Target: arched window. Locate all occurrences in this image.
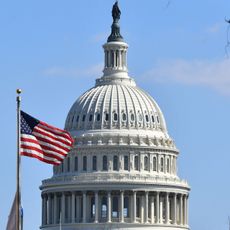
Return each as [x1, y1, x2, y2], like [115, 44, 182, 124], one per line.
[83, 156, 87, 171]
[145, 115, 149, 122]
[112, 197, 118, 218]
[130, 114, 135, 121]
[103, 155, 108, 171]
[76, 115, 79, 122]
[157, 116, 160, 123]
[114, 113, 118, 121]
[101, 196, 107, 218]
[105, 113, 109, 121]
[134, 156, 139, 171]
[124, 156, 129, 170]
[89, 114, 93, 121]
[144, 156, 149, 171]
[167, 158, 170, 173]
[74, 156, 78, 171]
[151, 115, 155, 123]
[153, 156, 157, 171]
[97, 114, 101, 121]
[113, 156, 118, 171]
[82, 115, 86, 122]
[160, 157, 164, 172]
[92, 156, 97, 171]
[67, 157, 70, 172]
[122, 113, 127, 121]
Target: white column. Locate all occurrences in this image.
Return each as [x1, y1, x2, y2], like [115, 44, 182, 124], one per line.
[140, 195, 144, 223]
[53, 194, 57, 224]
[61, 193, 65, 223]
[156, 192, 160, 224]
[95, 191, 99, 223]
[159, 197, 163, 223]
[180, 194, 183, 225]
[133, 191, 136, 223]
[83, 192, 87, 223]
[145, 192, 149, 223]
[186, 195, 189, 225]
[166, 192, 169, 224]
[107, 192, 111, 223]
[119, 50, 122, 68]
[120, 191, 124, 222]
[42, 195, 46, 225]
[71, 192, 75, 223]
[44, 195, 48, 225]
[173, 193, 177, 225]
[150, 196, 155, 224]
[47, 194, 51, 224]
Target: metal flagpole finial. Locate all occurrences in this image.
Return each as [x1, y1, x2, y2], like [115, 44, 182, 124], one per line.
[16, 89, 22, 94]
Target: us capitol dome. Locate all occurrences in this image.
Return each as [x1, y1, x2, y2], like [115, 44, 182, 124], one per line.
[40, 2, 190, 230]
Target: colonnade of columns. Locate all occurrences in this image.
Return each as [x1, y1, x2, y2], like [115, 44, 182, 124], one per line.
[41, 190, 188, 227]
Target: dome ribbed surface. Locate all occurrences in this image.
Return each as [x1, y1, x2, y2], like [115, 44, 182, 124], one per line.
[65, 84, 167, 133]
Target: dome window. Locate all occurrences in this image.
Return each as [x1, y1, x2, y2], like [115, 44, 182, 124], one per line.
[83, 156, 87, 171]
[105, 113, 109, 121]
[134, 156, 139, 170]
[103, 155, 108, 171]
[151, 115, 155, 123]
[74, 156, 78, 171]
[130, 114, 135, 121]
[97, 114, 101, 121]
[157, 116, 160, 123]
[153, 156, 157, 171]
[113, 156, 118, 171]
[114, 113, 118, 121]
[122, 113, 127, 121]
[92, 156, 97, 171]
[76, 115, 79, 122]
[124, 156, 129, 170]
[145, 115, 149, 122]
[89, 114, 93, 121]
[82, 115, 86, 122]
[144, 156, 149, 171]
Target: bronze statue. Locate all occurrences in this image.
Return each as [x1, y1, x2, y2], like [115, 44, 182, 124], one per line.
[112, 1, 121, 22]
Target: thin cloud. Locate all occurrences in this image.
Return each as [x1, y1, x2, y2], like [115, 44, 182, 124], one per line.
[144, 58, 230, 95]
[91, 32, 109, 43]
[206, 23, 222, 34]
[43, 63, 103, 79]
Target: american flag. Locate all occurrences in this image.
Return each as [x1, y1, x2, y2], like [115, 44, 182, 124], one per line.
[20, 111, 74, 165]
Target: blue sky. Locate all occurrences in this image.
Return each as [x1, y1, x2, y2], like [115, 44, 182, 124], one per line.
[1, 1, 230, 229]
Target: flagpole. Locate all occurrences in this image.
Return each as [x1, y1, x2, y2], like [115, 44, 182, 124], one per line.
[16, 89, 22, 230]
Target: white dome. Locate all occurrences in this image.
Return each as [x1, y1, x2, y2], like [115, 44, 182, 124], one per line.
[65, 80, 168, 137]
